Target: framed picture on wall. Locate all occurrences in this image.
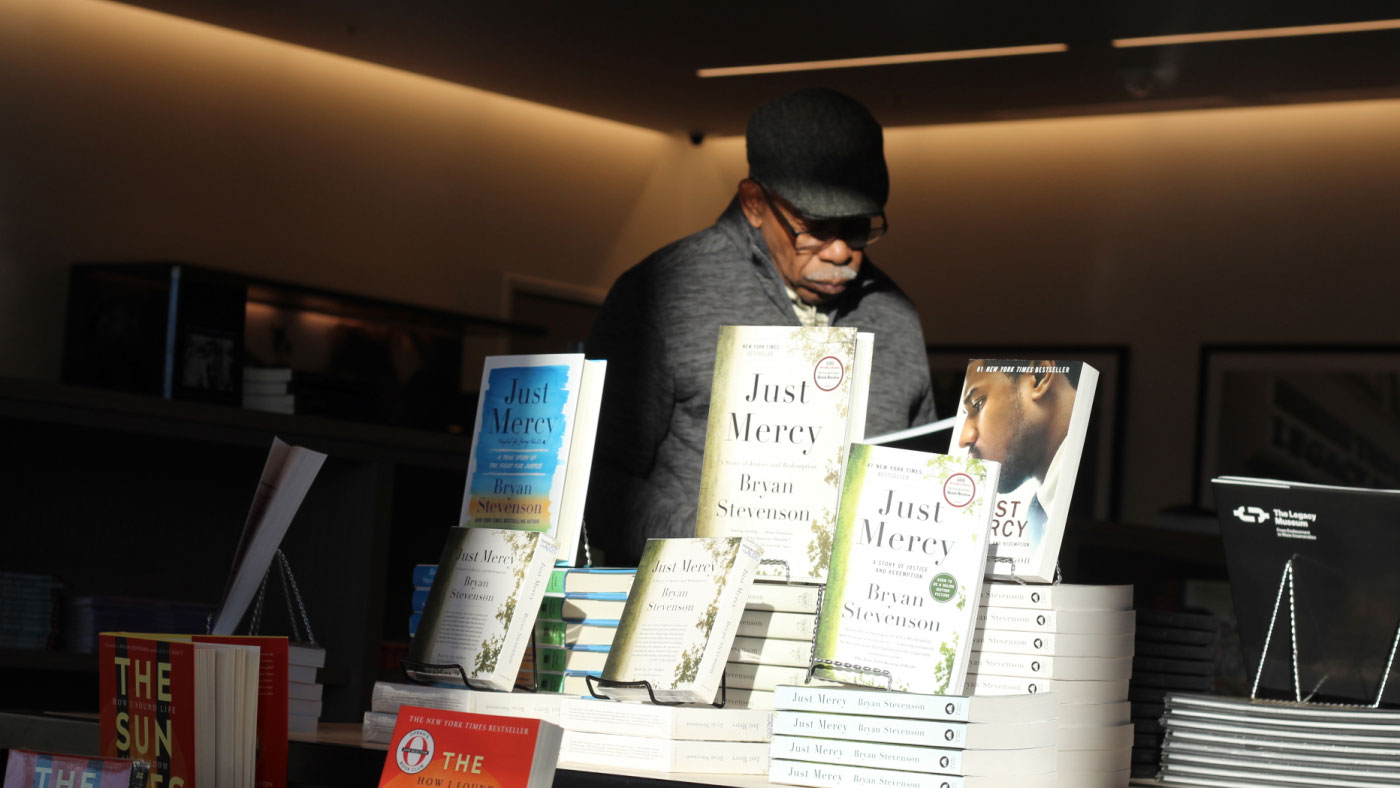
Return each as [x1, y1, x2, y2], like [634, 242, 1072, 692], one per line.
[1193, 345, 1400, 509]
[926, 345, 1129, 522]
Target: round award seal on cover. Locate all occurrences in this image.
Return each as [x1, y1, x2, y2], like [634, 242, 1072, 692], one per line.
[943, 472, 976, 508]
[395, 729, 436, 774]
[813, 355, 845, 391]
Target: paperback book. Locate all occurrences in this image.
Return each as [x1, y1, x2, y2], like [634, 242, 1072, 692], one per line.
[946, 359, 1098, 583]
[600, 537, 762, 704]
[458, 354, 605, 563]
[406, 527, 558, 690]
[694, 326, 871, 583]
[813, 444, 998, 693]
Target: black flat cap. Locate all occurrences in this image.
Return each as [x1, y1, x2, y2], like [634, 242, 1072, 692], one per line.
[746, 88, 889, 220]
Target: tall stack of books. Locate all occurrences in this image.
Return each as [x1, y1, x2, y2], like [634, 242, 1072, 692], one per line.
[363, 682, 567, 743]
[532, 567, 634, 695]
[0, 571, 60, 650]
[724, 581, 841, 710]
[768, 685, 1059, 788]
[970, 583, 1135, 788]
[406, 563, 434, 638]
[1157, 692, 1400, 786]
[1129, 609, 1219, 778]
[558, 697, 772, 774]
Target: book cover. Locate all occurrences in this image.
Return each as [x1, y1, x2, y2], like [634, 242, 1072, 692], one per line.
[813, 444, 998, 694]
[601, 537, 762, 704]
[946, 359, 1098, 583]
[4, 750, 148, 788]
[99, 634, 202, 788]
[459, 355, 604, 561]
[694, 326, 866, 583]
[406, 528, 558, 691]
[376, 706, 562, 788]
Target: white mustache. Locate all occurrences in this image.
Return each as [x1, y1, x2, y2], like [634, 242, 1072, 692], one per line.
[805, 267, 858, 285]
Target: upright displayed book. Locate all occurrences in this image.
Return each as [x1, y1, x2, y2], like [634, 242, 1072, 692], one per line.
[813, 444, 999, 694]
[376, 706, 562, 788]
[98, 633, 260, 788]
[600, 537, 762, 704]
[1213, 476, 1400, 705]
[946, 359, 1098, 583]
[211, 438, 327, 636]
[694, 326, 872, 584]
[405, 527, 558, 690]
[458, 354, 606, 563]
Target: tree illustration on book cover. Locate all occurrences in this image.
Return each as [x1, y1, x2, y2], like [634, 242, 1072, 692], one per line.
[813, 444, 998, 694]
[695, 326, 859, 583]
[473, 530, 536, 676]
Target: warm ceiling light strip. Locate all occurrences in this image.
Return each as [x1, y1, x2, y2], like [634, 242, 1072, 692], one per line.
[1113, 18, 1400, 48]
[696, 43, 1068, 78]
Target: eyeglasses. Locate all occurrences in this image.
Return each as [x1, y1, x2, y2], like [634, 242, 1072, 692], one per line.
[760, 186, 887, 253]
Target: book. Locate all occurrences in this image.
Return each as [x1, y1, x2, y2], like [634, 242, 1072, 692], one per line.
[972, 629, 1135, 658]
[405, 527, 558, 691]
[546, 567, 635, 595]
[746, 581, 824, 613]
[769, 758, 1057, 788]
[980, 582, 1132, 611]
[536, 671, 596, 696]
[967, 651, 1133, 681]
[769, 736, 1056, 777]
[371, 682, 473, 715]
[458, 354, 605, 564]
[814, 444, 998, 693]
[737, 610, 817, 640]
[1212, 476, 1400, 705]
[557, 731, 769, 774]
[975, 607, 1135, 635]
[967, 674, 1130, 703]
[728, 635, 812, 668]
[694, 326, 871, 583]
[772, 685, 1057, 723]
[412, 564, 437, 589]
[771, 712, 1057, 749]
[99, 633, 259, 788]
[534, 620, 617, 648]
[376, 706, 561, 788]
[601, 537, 762, 703]
[471, 691, 566, 726]
[946, 359, 1099, 583]
[193, 635, 289, 788]
[537, 595, 626, 624]
[362, 711, 397, 745]
[537, 646, 608, 673]
[212, 438, 326, 635]
[4, 749, 149, 788]
[559, 697, 773, 741]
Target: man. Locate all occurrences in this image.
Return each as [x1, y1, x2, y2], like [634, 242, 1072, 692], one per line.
[956, 359, 1081, 537]
[585, 88, 935, 565]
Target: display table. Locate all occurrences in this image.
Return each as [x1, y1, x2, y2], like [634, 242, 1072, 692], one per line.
[1, 712, 1171, 788]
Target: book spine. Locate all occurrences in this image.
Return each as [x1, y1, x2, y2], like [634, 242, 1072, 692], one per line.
[769, 759, 965, 788]
[773, 685, 971, 721]
[972, 629, 1056, 655]
[770, 735, 970, 775]
[670, 707, 773, 742]
[772, 711, 969, 747]
[730, 635, 812, 668]
[737, 610, 816, 641]
[492, 538, 559, 689]
[370, 682, 474, 714]
[980, 584, 1053, 609]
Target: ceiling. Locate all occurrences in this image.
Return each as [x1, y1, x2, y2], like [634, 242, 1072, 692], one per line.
[116, 1, 1400, 135]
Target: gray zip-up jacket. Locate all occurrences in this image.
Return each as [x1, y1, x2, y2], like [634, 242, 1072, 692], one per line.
[584, 198, 935, 565]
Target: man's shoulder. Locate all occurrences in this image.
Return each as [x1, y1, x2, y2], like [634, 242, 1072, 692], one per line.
[608, 221, 752, 302]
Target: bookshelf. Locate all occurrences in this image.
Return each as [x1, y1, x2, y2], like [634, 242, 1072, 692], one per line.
[0, 377, 473, 721]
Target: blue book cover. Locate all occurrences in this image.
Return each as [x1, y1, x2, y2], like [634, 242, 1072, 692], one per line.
[412, 564, 437, 589]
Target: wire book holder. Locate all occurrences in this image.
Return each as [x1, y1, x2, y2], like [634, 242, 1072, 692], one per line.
[585, 673, 729, 708]
[1250, 555, 1400, 708]
[804, 584, 894, 690]
[221, 548, 317, 643]
[987, 556, 1062, 586]
[401, 627, 542, 693]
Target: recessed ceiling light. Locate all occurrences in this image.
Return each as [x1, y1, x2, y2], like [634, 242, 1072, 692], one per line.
[697, 44, 1069, 78]
[1114, 18, 1400, 48]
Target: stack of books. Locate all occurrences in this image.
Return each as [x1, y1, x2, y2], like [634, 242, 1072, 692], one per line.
[558, 697, 772, 774]
[531, 567, 633, 695]
[768, 685, 1059, 788]
[970, 583, 1136, 788]
[288, 642, 326, 733]
[65, 595, 215, 653]
[0, 571, 60, 650]
[724, 581, 841, 709]
[1129, 609, 1218, 778]
[1157, 692, 1400, 786]
[242, 366, 295, 414]
[363, 683, 567, 743]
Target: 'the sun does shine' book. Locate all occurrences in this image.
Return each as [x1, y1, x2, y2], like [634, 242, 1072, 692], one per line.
[694, 326, 871, 584]
[601, 537, 762, 704]
[813, 444, 999, 694]
[458, 354, 605, 563]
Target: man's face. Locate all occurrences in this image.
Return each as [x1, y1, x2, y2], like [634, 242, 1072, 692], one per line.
[756, 189, 864, 305]
[958, 361, 1043, 493]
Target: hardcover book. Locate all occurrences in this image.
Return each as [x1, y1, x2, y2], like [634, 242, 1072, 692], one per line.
[600, 537, 762, 704]
[813, 444, 999, 694]
[946, 359, 1098, 583]
[376, 706, 562, 788]
[694, 326, 870, 583]
[406, 527, 558, 690]
[458, 354, 605, 563]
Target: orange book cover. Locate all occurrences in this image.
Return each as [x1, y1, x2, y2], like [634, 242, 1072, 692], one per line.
[195, 635, 289, 788]
[377, 706, 558, 788]
[98, 634, 199, 788]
